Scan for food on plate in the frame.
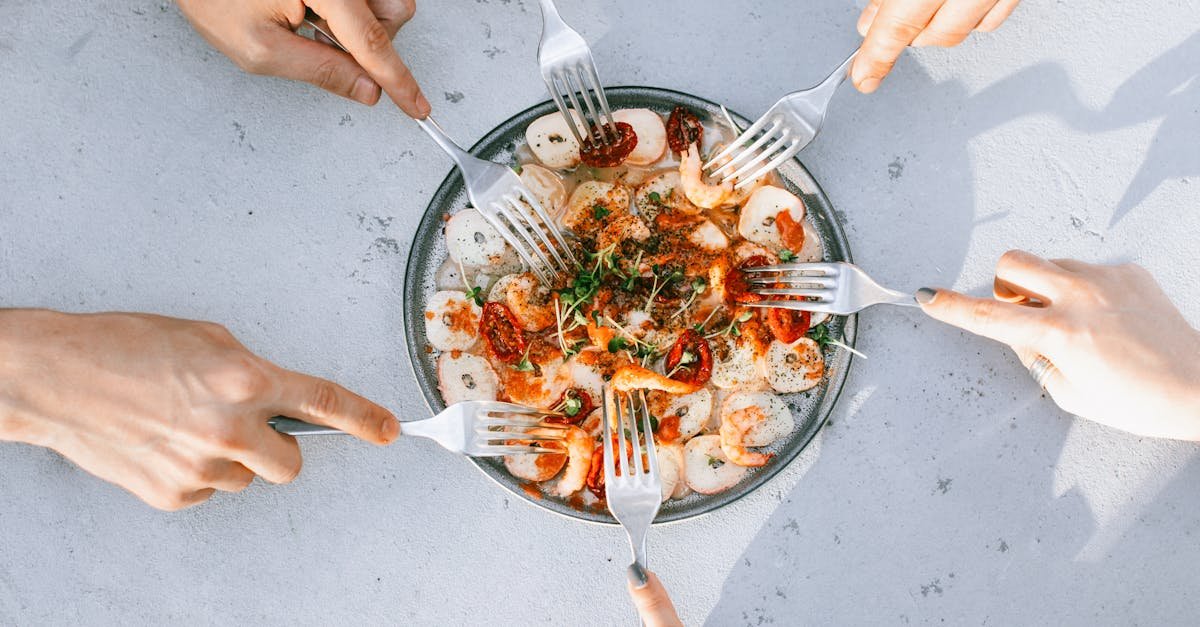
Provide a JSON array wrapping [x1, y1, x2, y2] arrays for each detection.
[[425, 105, 839, 506]]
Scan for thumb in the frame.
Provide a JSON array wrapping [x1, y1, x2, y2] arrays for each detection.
[[262, 28, 382, 105], [627, 566, 684, 627]]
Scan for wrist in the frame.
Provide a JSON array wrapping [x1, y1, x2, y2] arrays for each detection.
[[0, 309, 60, 446]]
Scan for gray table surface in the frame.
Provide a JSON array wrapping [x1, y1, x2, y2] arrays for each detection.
[[2, 1, 1199, 625]]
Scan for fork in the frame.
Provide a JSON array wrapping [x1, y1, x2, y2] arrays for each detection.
[[704, 48, 860, 189], [602, 387, 662, 585], [743, 261, 919, 315], [268, 401, 566, 457], [304, 13, 578, 286], [535, 0, 618, 147]]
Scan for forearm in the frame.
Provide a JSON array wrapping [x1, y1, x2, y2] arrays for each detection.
[[0, 309, 59, 446]]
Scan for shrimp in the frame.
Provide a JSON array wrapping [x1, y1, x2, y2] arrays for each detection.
[[610, 364, 702, 395], [719, 405, 773, 467], [679, 142, 732, 209], [505, 272, 556, 331], [552, 425, 594, 496]]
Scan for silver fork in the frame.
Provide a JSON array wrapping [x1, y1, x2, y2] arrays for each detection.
[[536, 0, 618, 147], [268, 401, 566, 457], [304, 14, 577, 286], [705, 48, 860, 189], [602, 387, 661, 581], [743, 261, 918, 315]]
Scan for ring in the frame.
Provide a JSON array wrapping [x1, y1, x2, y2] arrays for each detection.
[[1027, 354, 1057, 389]]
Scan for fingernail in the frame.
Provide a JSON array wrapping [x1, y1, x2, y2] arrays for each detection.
[[915, 287, 937, 304], [415, 91, 431, 117], [382, 417, 400, 442], [351, 76, 381, 105], [858, 76, 881, 93], [627, 563, 649, 589]]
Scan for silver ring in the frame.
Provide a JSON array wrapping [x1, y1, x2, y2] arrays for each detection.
[[1028, 354, 1057, 389]]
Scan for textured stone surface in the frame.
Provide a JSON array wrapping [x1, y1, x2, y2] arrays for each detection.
[[1, 1, 1198, 624]]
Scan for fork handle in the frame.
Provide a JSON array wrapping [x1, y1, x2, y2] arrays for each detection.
[[267, 416, 347, 436]]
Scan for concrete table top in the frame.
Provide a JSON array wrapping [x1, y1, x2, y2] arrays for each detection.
[[2, 1, 1198, 624]]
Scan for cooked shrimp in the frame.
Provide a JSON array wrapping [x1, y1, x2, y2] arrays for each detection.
[[610, 364, 701, 394], [552, 425, 594, 496], [719, 405, 773, 467], [679, 143, 732, 209], [720, 391, 794, 447], [505, 272, 556, 332]]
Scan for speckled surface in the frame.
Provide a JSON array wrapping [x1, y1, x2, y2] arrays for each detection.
[[1, 1, 1198, 625]]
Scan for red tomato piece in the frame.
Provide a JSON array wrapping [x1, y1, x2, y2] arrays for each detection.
[[666, 106, 703, 156], [579, 122, 638, 168], [775, 209, 806, 252], [546, 388, 595, 425], [725, 255, 770, 304], [766, 308, 811, 343], [664, 329, 713, 386], [479, 302, 527, 363]]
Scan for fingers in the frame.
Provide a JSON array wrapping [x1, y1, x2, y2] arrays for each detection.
[[992, 250, 1074, 303], [271, 368, 399, 445], [852, 0, 943, 93], [912, 0, 1000, 47], [978, 0, 1020, 31], [262, 29, 382, 105], [207, 461, 257, 492], [235, 426, 304, 484], [857, 0, 883, 36], [309, 0, 430, 117], [919, 288, 1047, 348], [627, 570, 684, 627]]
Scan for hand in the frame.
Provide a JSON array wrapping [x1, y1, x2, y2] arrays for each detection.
[[177, 0, 431, 115], [851, 0, 1021, 93], [0, 310, 398, 510], [627, 565, 683, 627], [919, 251, 1200, 440]]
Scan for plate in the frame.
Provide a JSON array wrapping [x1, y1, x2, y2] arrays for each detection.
[[402, 86, 856, 524]]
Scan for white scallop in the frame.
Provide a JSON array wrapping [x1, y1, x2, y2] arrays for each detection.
[[424, 290, 481, 351], [689, 220, 730, 251], [797, 220, 824, 262], [526, 111, 585, 169], [565, 358, 606, 400], [563, 180, 631, 230], [663, 388, 714, 439], [765, 338, 824, 394], [684, 434, 749, 495], [445, 208, 522, 271], [436, 352, 498, 404], [656, 442, 685, 502], [738, 185, 805, 249], [519, 164, 568, 214], [634, 170, 699, 220], [709, 334, 766, 390], [612, 108, 667, 166], [720, 391, 794, 446], [488, 273, 518, 303], [435, 257, 468, 291]]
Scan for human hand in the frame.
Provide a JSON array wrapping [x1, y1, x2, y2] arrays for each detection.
[[0, 310, 398, 510], [177, 0, 431, 115], [919, 251, 1200, 440], [627, 565, 684, 627], [851, 0, 1020, 93]]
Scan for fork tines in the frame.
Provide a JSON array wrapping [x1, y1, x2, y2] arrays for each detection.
[[546, 61, 618, 147], [601, 388, 658, 483], [703, 112, 804, 190], [742, 262, 836, 309], [474, 407, 568, 456], [485, 185, 578, 286]]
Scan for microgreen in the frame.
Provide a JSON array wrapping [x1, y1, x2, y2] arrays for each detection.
[[593, 204, 611, 220], [779, 249, 797, 262], [706, 311, 754, 340]]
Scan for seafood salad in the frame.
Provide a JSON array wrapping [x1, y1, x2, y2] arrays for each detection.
[[424, 104, 837, 506]]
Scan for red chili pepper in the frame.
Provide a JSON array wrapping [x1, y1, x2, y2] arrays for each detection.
[[664, 329, 713, 386], [766, 308, 811, 344], [579, 122, 638, 168], [666, 106, 703, 156], [479, 302, 527, 363]]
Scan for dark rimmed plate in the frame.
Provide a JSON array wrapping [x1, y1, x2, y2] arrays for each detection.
[[402, 86, 856, 525]]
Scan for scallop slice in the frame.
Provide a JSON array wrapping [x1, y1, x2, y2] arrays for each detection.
[[663, 388, 714, 440], [738, 186, 806, 249], [684, 434, 749, 495], [562, 180, 632, 230], [445, 208, 523, 272], [565, 358, 605, 401], [504, 448, 567, 483], [437, 352, 498, 404], [708, 334, 766, 390], [526, 110, 585, 169], [435, 257, 470, 291], [634, 170, 700, 220], [424, 290, 481, 351], [810, 312, 830, 327], [688, 220, 729, 251], [797, 220, 824, 262], [488, 273, 518, 303], [765, 338, 824, 394], [612, 108, 667, 166], [719, 391, 794, 446], [519, 164, 568, 215], [656, 442, 685, 502]]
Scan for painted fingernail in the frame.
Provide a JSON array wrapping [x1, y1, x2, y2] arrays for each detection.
[[858, 76, 881, 93], [382, 417, 400, 442], [915, 287, 937, 304], [627, 563, 649, 589], [351, 76, 380, 105]]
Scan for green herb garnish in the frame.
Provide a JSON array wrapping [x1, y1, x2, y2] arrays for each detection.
[[779, 249, 797, 262]]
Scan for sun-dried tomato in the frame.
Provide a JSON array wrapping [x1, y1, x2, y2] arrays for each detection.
[[775, 209, 806, 252], [766, 308, 811, 344], [725, 255, 770, 304], [666, 106, 703, 155], [579, 122, 638, 168], [545, 388, 594, 425], [479, 302, 526, 363], [664, 329, 713, 386]]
